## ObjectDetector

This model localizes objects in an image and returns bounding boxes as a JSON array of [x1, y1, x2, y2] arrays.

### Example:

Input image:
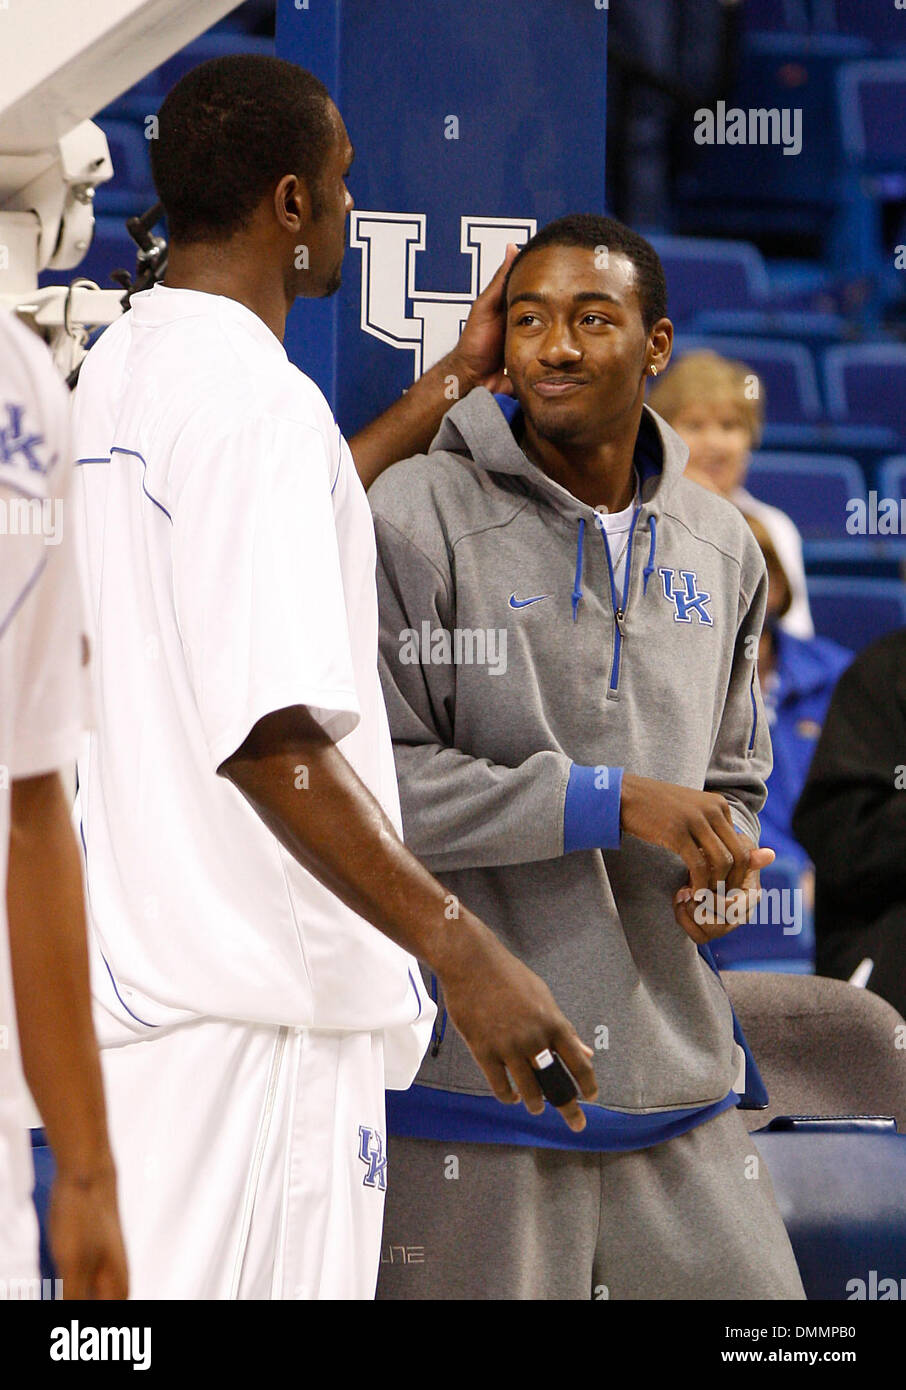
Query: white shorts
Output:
[[101, 1018, 389, 1299]]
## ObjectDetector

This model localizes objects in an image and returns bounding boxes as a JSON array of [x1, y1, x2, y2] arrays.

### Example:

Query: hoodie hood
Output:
[[427, 387, 690, 626], [427, 386, 690, 524]]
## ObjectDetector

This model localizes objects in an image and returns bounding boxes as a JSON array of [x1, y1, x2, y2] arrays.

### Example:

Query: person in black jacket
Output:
[[793, 630, 906, 1015]]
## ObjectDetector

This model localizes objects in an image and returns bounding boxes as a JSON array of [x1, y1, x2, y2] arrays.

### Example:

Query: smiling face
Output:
[[504, 245, 670, 450], [669, 398, 753, 496]]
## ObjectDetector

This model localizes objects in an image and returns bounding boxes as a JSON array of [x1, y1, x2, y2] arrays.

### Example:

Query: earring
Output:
[[649, 364, 658, 376], [503, 366, 509, 377]]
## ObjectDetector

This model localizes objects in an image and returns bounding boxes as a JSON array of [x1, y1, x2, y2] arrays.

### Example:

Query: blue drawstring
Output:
[[642, 514, 657, 595], [575, 511, 655, 619], [572, 516, 586, 622]]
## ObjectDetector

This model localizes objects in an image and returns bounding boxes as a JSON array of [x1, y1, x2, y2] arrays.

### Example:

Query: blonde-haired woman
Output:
[[649, 349, 814, 638]]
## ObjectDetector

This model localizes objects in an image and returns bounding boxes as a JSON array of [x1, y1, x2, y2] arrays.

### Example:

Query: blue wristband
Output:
[[563, 763, 624, 852]]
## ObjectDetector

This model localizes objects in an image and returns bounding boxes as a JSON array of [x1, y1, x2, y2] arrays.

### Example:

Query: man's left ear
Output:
[[648, 319, 674, 377]]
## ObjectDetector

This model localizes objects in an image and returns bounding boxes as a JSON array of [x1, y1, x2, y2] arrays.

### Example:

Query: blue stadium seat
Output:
[[693, 308, 847, 349], [878, 455, 906, 504], [746, 452, 865, 540], [753, 1121, 906, 1301], [670, 335, 822, 424], [651, 237, 848, 346], [838, 61, 906, 175], [650, 236, 770, 326], [760, 423, 899, 470], [824, 344, 906, 441], [836, 62, 906, 285], [744, 451, 890, 563], [807, 576, 906, 649], [710, 858, 814, 973]]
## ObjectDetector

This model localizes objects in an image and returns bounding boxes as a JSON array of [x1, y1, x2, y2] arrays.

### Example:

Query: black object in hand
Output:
[[531, 1048, 579, 1107]]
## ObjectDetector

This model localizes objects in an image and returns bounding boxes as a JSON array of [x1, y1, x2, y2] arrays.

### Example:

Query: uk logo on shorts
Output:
[[357, 1125, 388, 1190], [659, 567, 713, 625]]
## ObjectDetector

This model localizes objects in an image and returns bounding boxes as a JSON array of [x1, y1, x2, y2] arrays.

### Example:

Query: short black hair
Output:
[[504, 214, 668, 330], [150, 55, 336, 244]]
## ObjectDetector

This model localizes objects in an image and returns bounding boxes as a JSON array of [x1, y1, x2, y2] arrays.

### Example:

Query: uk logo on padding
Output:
[[350, 212, 536, 380], [358, 1125, 388, 1190], [659, 568, 713, 625]]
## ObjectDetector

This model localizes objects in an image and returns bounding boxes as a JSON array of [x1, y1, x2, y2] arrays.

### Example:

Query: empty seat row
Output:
[[744, 450, 906, 575], [807, 576, 906, 652], [652, 235, 844, 340], [668, 331, 906, 442]]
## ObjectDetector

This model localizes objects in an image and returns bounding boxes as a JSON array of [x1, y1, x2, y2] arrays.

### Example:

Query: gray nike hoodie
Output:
[[369, 388, 772, 1114]]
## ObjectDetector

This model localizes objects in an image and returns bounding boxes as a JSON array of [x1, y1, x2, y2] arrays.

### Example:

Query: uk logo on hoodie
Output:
[[659, 568, 713, 625]]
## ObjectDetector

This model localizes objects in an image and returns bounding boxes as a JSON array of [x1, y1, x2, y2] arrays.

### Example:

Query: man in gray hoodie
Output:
[[370, 215, 805, 1300]]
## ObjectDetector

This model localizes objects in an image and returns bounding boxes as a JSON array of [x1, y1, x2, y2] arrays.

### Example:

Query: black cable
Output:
[[66, 202, 168, 390]]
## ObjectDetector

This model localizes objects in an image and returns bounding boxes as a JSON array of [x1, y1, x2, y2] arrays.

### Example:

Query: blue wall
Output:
[[276, 0, 607, 435]]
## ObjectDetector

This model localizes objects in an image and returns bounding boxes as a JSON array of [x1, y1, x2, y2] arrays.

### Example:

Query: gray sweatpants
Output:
[[375, 1105, 806, 1300]]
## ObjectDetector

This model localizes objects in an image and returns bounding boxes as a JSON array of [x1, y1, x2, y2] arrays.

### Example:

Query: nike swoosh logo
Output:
[[508, 592, 551, 609]]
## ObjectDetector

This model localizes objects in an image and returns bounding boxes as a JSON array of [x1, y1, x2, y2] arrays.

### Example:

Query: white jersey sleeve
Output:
[[169, 410, 362, 772], [0, 317, 88, 778]]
